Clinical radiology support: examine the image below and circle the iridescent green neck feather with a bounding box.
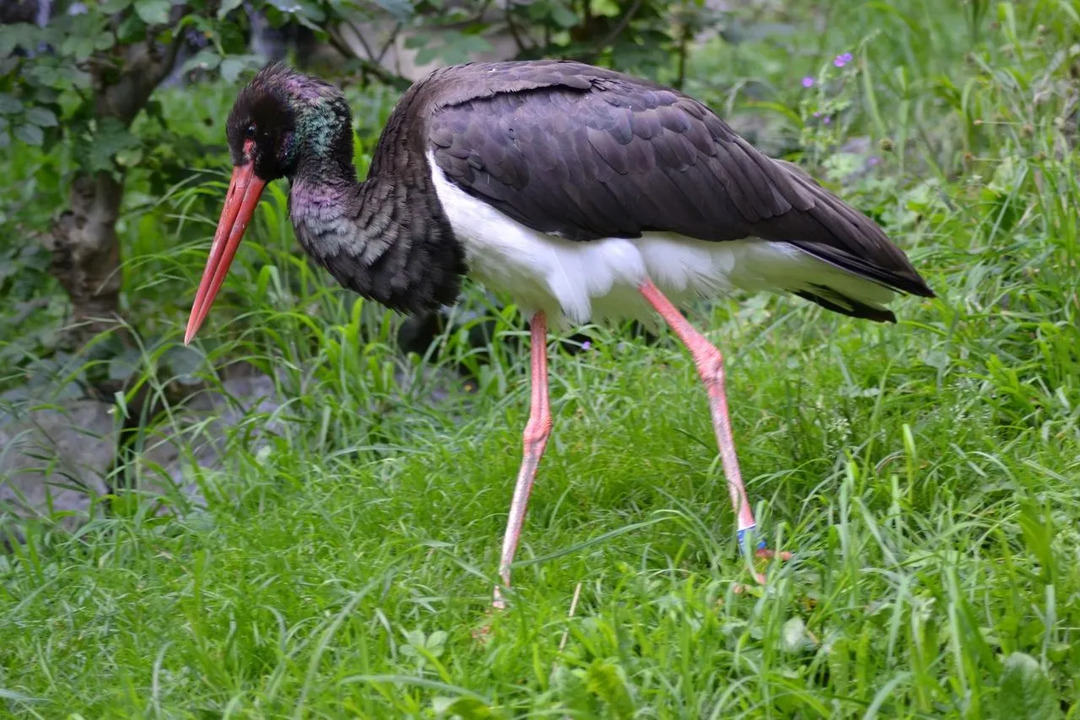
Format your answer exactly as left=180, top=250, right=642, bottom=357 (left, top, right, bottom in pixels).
left=288, top=85, right=356, bottom=183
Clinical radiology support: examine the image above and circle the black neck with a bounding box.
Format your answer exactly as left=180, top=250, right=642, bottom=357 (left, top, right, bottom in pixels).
left=287, top=115, right=465, bottom=315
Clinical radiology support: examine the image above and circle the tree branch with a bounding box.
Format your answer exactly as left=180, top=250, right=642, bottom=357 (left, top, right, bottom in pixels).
left=598, top=0, right=643, bottom=50
left=343, top=18, right=378, bottom=62
left=504, top=0, right=532, bottom=55
left=159, top=19, right=188, bottom=80
left=325, top=26, right=411, bottom=89
left=375, top=22, right=402, bottom=64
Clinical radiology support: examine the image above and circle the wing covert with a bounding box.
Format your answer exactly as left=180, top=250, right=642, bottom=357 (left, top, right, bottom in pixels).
left=430, top=74, right=809, bottom=240
left=426, top=63, right=931, bottom=297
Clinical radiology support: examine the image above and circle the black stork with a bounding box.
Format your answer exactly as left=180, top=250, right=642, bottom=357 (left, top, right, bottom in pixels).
left=185, top=61, right=934, bottom=604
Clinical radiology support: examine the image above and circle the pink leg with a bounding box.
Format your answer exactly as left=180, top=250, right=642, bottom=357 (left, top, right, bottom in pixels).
left=639, top=280, right=788, bottom=581
left=493, top=311, right=552, bottom=609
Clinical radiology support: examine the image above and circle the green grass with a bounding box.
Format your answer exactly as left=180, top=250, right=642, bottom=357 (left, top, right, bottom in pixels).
left=3, top=0, right=1080, bottom=716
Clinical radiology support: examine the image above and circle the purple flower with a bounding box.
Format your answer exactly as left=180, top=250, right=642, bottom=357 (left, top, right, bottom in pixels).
left=834, top=52, right=853, bottom=67
left=801, top=76, right=815, bottom=88
left=581, top=340, right=592, bottom=351
left=823, top=116, right=831, bottom=124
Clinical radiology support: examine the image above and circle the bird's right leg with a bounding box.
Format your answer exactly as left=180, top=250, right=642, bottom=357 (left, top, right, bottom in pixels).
left=639, top=280, right=788, bottom=583
left=493, top=311, right=552, bottom=609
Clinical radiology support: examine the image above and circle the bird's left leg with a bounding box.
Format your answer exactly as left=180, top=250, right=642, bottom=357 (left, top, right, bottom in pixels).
left=639, top=280, right=789, bottom=582
left=493, top=311, right=552, bottom=609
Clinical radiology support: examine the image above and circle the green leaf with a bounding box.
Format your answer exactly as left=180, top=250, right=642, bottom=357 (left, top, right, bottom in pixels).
left=25, top=62, right=92, bottom=91
left=0, top=27, right=20, bottom=57
left=584, top=660, right=634, bottom=719
left=14, top=124, right=43, bottom=146
left=101, top=0, right=134, bottom=11
left=413, top=44, right=440, bottom=67
left=996, top=653, right=1059, bottom=720
left=412, top=31, right=493, bottom=66
left=549, top=1, right=579, bottom=28
left=427, top=630, right=447, bottom=651
left=0, top=93, right=22, bottom=115
left=86, top=118, right=141, bottom=172
left=64, top=12, right=108, bottom=60
left=134, top=0, right=170, bottom=25
left=144, top=98, right=165, bottom=122
left=403, top=32, right=433, bottom=50
left=267, top=0, right=325, bottom=23
left=116, top=11, right=145, bottom=42
left=30, top=85, right=59, bottom=106
left=430, top=696, right=493, bottom=719
left=1019, top=500, right=1054, bottom=577
left=26, top=107, right=58, bottom=128
left=781, top=616, right=817, bottom=653
left=95, top=31, right=116, bottom=51
left=370, top=0, right=413, bottom=22
left=551, top=666, right=596, bottom=713
left=217, top=0, right=243, bottom=19
left=219, top=56, right=259, bottom=83
left=181, top=48, right=222, bottom=75
left=115, top=146, right=143, bottom=167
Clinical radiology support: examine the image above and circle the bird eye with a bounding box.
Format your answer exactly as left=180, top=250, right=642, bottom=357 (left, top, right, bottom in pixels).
left=245, top=124, right=256, bottom=138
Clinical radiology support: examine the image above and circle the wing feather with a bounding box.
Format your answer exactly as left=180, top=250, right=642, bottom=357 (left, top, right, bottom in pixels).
left=424, top=60, right=933, bottom=297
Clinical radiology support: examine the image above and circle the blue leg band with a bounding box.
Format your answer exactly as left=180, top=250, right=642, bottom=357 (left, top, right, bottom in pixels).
left=737, top=526, right=768, bottom=551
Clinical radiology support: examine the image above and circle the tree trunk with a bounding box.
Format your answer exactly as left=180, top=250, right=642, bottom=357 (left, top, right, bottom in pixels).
left=43, top=22, right=186, bottom=346
left=47, top=171, right=126, bottom=344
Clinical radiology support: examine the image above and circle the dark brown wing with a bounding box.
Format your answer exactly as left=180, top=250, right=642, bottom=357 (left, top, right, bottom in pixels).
left=427, top=61, right=933, bottom=299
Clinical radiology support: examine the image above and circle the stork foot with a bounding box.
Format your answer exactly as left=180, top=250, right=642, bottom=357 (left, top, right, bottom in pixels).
left=737, top=526, right=793, bottom=566
left=492, top=587, right=507, bottom=611
left=733, top=527, right=792, bottom=588
left=472, top=611, right=496, bottom=645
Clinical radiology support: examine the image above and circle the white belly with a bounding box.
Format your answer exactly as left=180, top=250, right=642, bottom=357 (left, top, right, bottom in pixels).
left=429, top=157, right=894, bottom=327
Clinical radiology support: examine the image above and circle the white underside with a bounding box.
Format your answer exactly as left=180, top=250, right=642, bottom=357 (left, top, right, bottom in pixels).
left=429, top=155, right=895, bottom=328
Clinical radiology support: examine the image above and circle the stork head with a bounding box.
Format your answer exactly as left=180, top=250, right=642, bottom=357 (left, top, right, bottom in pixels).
left=185, top=65, right=352, bottom=344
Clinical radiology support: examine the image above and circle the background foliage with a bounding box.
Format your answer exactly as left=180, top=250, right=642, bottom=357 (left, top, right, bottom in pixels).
left=2, top=0, right=1080, bottom=716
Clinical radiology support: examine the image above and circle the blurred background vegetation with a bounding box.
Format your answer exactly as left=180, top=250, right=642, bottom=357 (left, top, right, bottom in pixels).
left=2, top=0, right=1080, bottom=715
left=0, top=0, right=829, bottom=384
left=3, top=0, right=1068, bottom=405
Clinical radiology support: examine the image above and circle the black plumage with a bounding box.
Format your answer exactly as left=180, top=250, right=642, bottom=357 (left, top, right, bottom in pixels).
left=282, top=68, right=466, bottom=315
left=411, top=60, right=933, bottom=320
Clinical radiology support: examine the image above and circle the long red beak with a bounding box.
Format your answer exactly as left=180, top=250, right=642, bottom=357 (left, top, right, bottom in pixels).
left=185, top=163, right=267, bottom=344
